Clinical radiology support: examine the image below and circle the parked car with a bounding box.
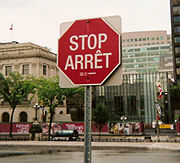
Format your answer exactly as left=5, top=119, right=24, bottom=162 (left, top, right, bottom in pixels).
left=51, top=129, right=79, bottom=141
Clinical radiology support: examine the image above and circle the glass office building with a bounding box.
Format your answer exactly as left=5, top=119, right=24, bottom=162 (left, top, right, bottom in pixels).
left=122, top=31, right=173, bottom=75
left=96, top=72, right=172, bottom=126
left=95, top=31, right=173, bottom=126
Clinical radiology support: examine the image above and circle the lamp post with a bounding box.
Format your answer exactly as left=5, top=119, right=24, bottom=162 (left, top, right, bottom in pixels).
left=120, top=116, right=127, bottom=137
left=34, top=103, right=40, bottom=121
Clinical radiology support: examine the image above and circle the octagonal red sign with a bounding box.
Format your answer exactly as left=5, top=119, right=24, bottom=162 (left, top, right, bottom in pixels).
left=58, top=18, right=120, bottom=86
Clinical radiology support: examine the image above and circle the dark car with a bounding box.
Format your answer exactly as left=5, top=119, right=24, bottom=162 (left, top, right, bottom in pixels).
left=51, top=129, right=79, bottom=141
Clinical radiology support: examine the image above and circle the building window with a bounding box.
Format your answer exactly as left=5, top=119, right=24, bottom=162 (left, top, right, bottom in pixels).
left=175, top=47, right=180, bottom=54
left=175, top=36, right=180, bottom=43
left=43, top=65, right=47, bottom=75
left=19, top=111, right=27, bottom=122
left=114, top=96, right=124, bottom=114
left=156, top=36, right=159, bottom=40
left=174, top=26, right=180, bottom=33
left=160, top=36, right=163, bottom=40
left=176, top=58, right=180, bottom=64
left=174, top=16, right=180, bottom=23
left=5, top=66, right=12, bottom=76
left=2, top=112, right=9, bottom=122
left=173, top=6, right=180, bottom=14
left=22, top=64, right=29, bottom=75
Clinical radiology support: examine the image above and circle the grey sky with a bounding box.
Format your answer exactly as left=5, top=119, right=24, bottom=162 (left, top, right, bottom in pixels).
left=0, top=0, right=171, bottom=53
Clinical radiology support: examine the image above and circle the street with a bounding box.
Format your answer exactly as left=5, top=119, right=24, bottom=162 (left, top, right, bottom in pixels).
left=0, top=149, right=180, bottom=163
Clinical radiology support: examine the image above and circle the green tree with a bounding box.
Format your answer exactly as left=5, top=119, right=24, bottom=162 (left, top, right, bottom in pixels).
left=65, top=87, right=84, bottom=121
left=35, top=76, right=64, bottom=140
left=0, top=72, right=36, bottom=137
left=92, top=104, right=109, bottom=138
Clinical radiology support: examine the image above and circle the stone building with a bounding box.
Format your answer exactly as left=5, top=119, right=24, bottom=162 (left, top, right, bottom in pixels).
left=0, top=41, right=71, bottom=123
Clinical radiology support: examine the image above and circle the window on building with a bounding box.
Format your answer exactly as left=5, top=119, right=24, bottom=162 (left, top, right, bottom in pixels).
left=174, top=26, right=180, bottom=33
left=22, top=64, right=29, bottom=75
left=2, top=112, right=9, bottom=122
left=165, top=56, right=173, bottom=62
left=156, top=36, right=159, bottom=40
left=160, top=36, right=163, bottom=40
left=136, top=58, right=147, bottom=62
left=130, top=39, right=133, bottom=42
left=43, top=111, right=47, bottom=122
left=43, top=65, right=47, bottom=75
left=176, top=58, right=180, bottom=64
left=173, top=6, right=180, bottom=14
left=127, top=49, right=133, bottom=52
left=143, top=38, right=146, bottom=41
left=175, top=47, right=180, bottom=54
left=175, top=37, right=180, bottom=43
left=19, top=111, right=27, bottom=122
left=147, top=47, right=159, bottom=51
left=174, top=16, right=180, bottom=23
left=134, top=53, right=146, bottom=57
left=127, top=96, right=137, bottom=115
left=148, top=57, right=159, bottom=62
left=135, top=48, right=140, bottom=52
left=114, top=96, right=124, bottom=114
left=5, top=66, right=12, bottom=76
left=160, top=46, right=170, bottom=50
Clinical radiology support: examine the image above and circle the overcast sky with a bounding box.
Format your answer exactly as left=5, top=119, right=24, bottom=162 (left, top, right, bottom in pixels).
left=0, top=0, right=171, bottom=53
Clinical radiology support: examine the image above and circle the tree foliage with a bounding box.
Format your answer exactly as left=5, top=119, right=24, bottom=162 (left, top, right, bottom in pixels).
left=0, top=72, right=36, bottom=137
left=34, top=76, right=64, bottom=140
left=34, top=76, right=83, bottom=140
left=65, top=87, right=84, bottom=121
left=92, top=104, right=109, bottom=137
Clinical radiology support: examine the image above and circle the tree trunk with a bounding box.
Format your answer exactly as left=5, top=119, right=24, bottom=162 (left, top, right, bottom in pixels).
left=9, top=107, right=15, bottom=137
left=48, top=110, right=54, bottom=140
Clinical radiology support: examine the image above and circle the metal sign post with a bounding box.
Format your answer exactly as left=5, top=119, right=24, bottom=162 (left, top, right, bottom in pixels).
left=57, top=16, right=122, bottom=163
left=84, top=86, right=92, bottom=163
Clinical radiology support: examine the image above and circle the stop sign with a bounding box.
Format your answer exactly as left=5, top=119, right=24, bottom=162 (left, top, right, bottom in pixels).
left=58, top=18, right=120, bottom=86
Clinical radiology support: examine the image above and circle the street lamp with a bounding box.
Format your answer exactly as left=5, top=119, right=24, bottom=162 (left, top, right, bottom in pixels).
left=120, top=116, right=127, bottom=137
left=34, top=103, right=40, bottom=121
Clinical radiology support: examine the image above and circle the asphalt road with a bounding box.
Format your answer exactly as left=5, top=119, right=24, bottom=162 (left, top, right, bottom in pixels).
left=0, top=149, right=180, bottom=163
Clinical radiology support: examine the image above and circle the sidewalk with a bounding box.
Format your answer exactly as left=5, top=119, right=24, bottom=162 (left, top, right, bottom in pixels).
left=0, top=141, right=180, bottom=152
